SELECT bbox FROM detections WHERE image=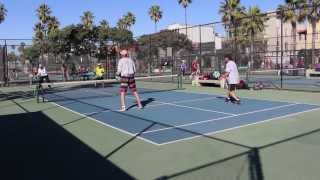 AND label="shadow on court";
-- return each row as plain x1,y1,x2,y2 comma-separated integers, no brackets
0,111,134,180
0,90,35,101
